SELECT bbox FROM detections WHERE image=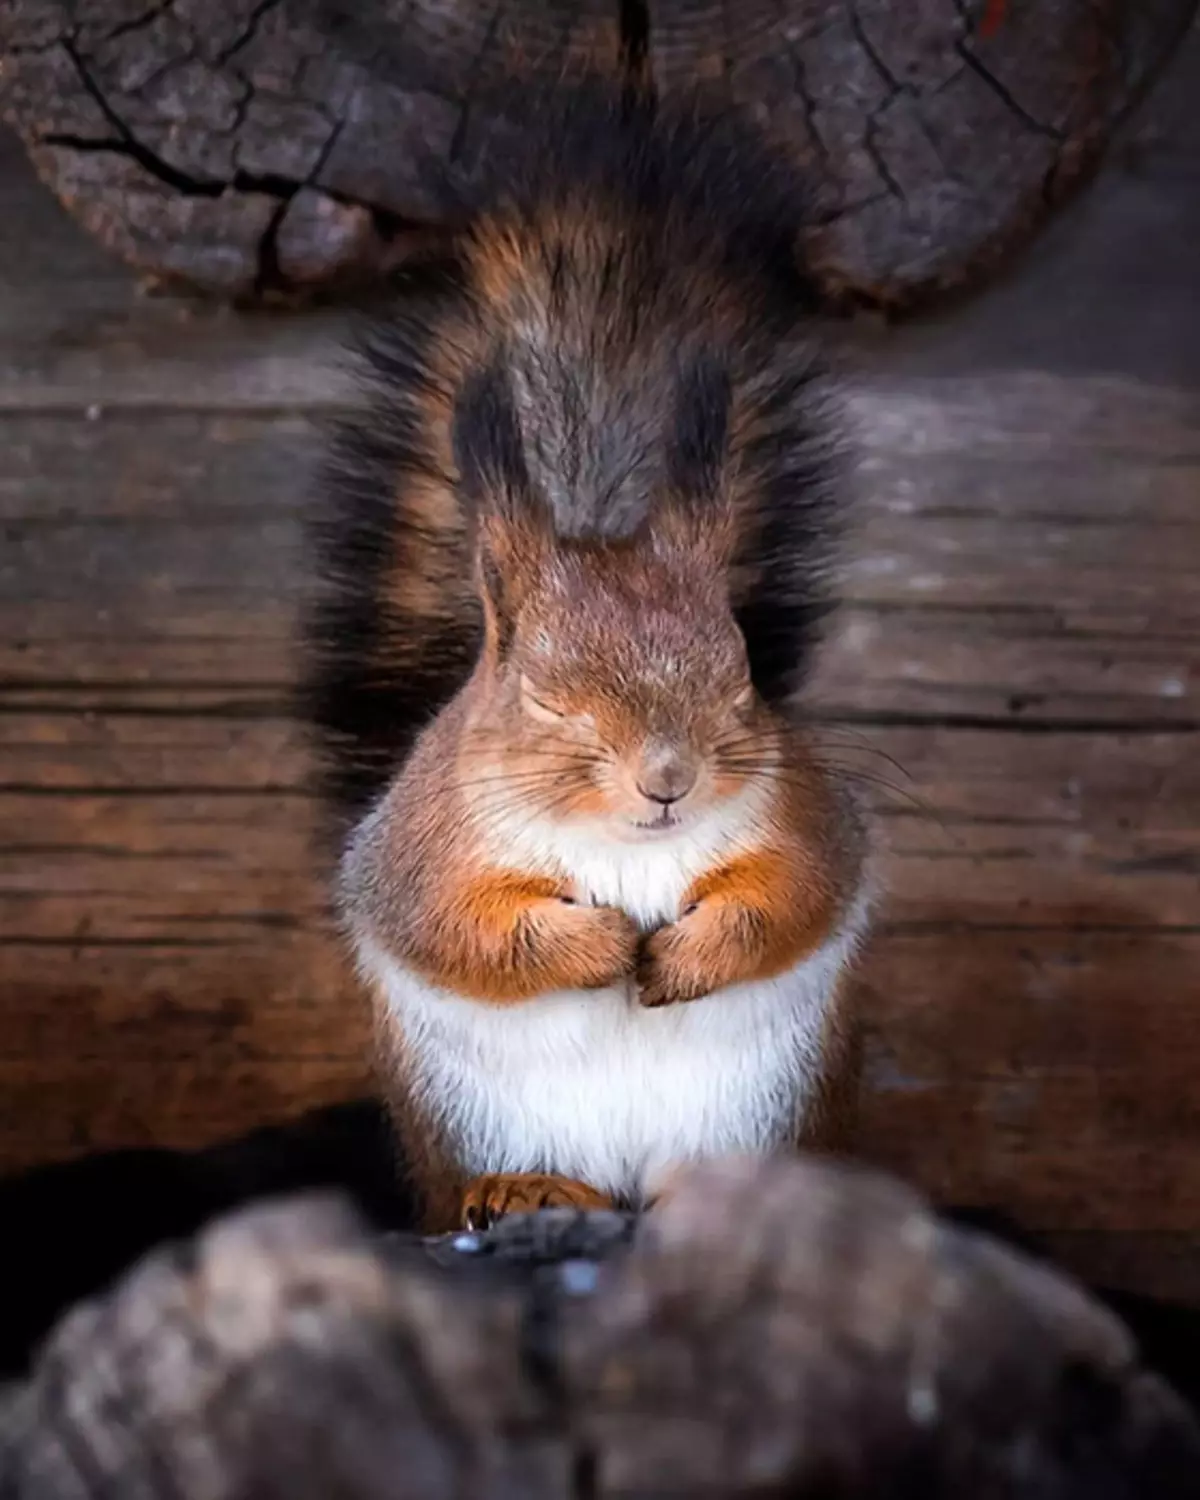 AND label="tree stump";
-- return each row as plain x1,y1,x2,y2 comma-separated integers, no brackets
0,0,1194,307
3,1154,1199,1498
